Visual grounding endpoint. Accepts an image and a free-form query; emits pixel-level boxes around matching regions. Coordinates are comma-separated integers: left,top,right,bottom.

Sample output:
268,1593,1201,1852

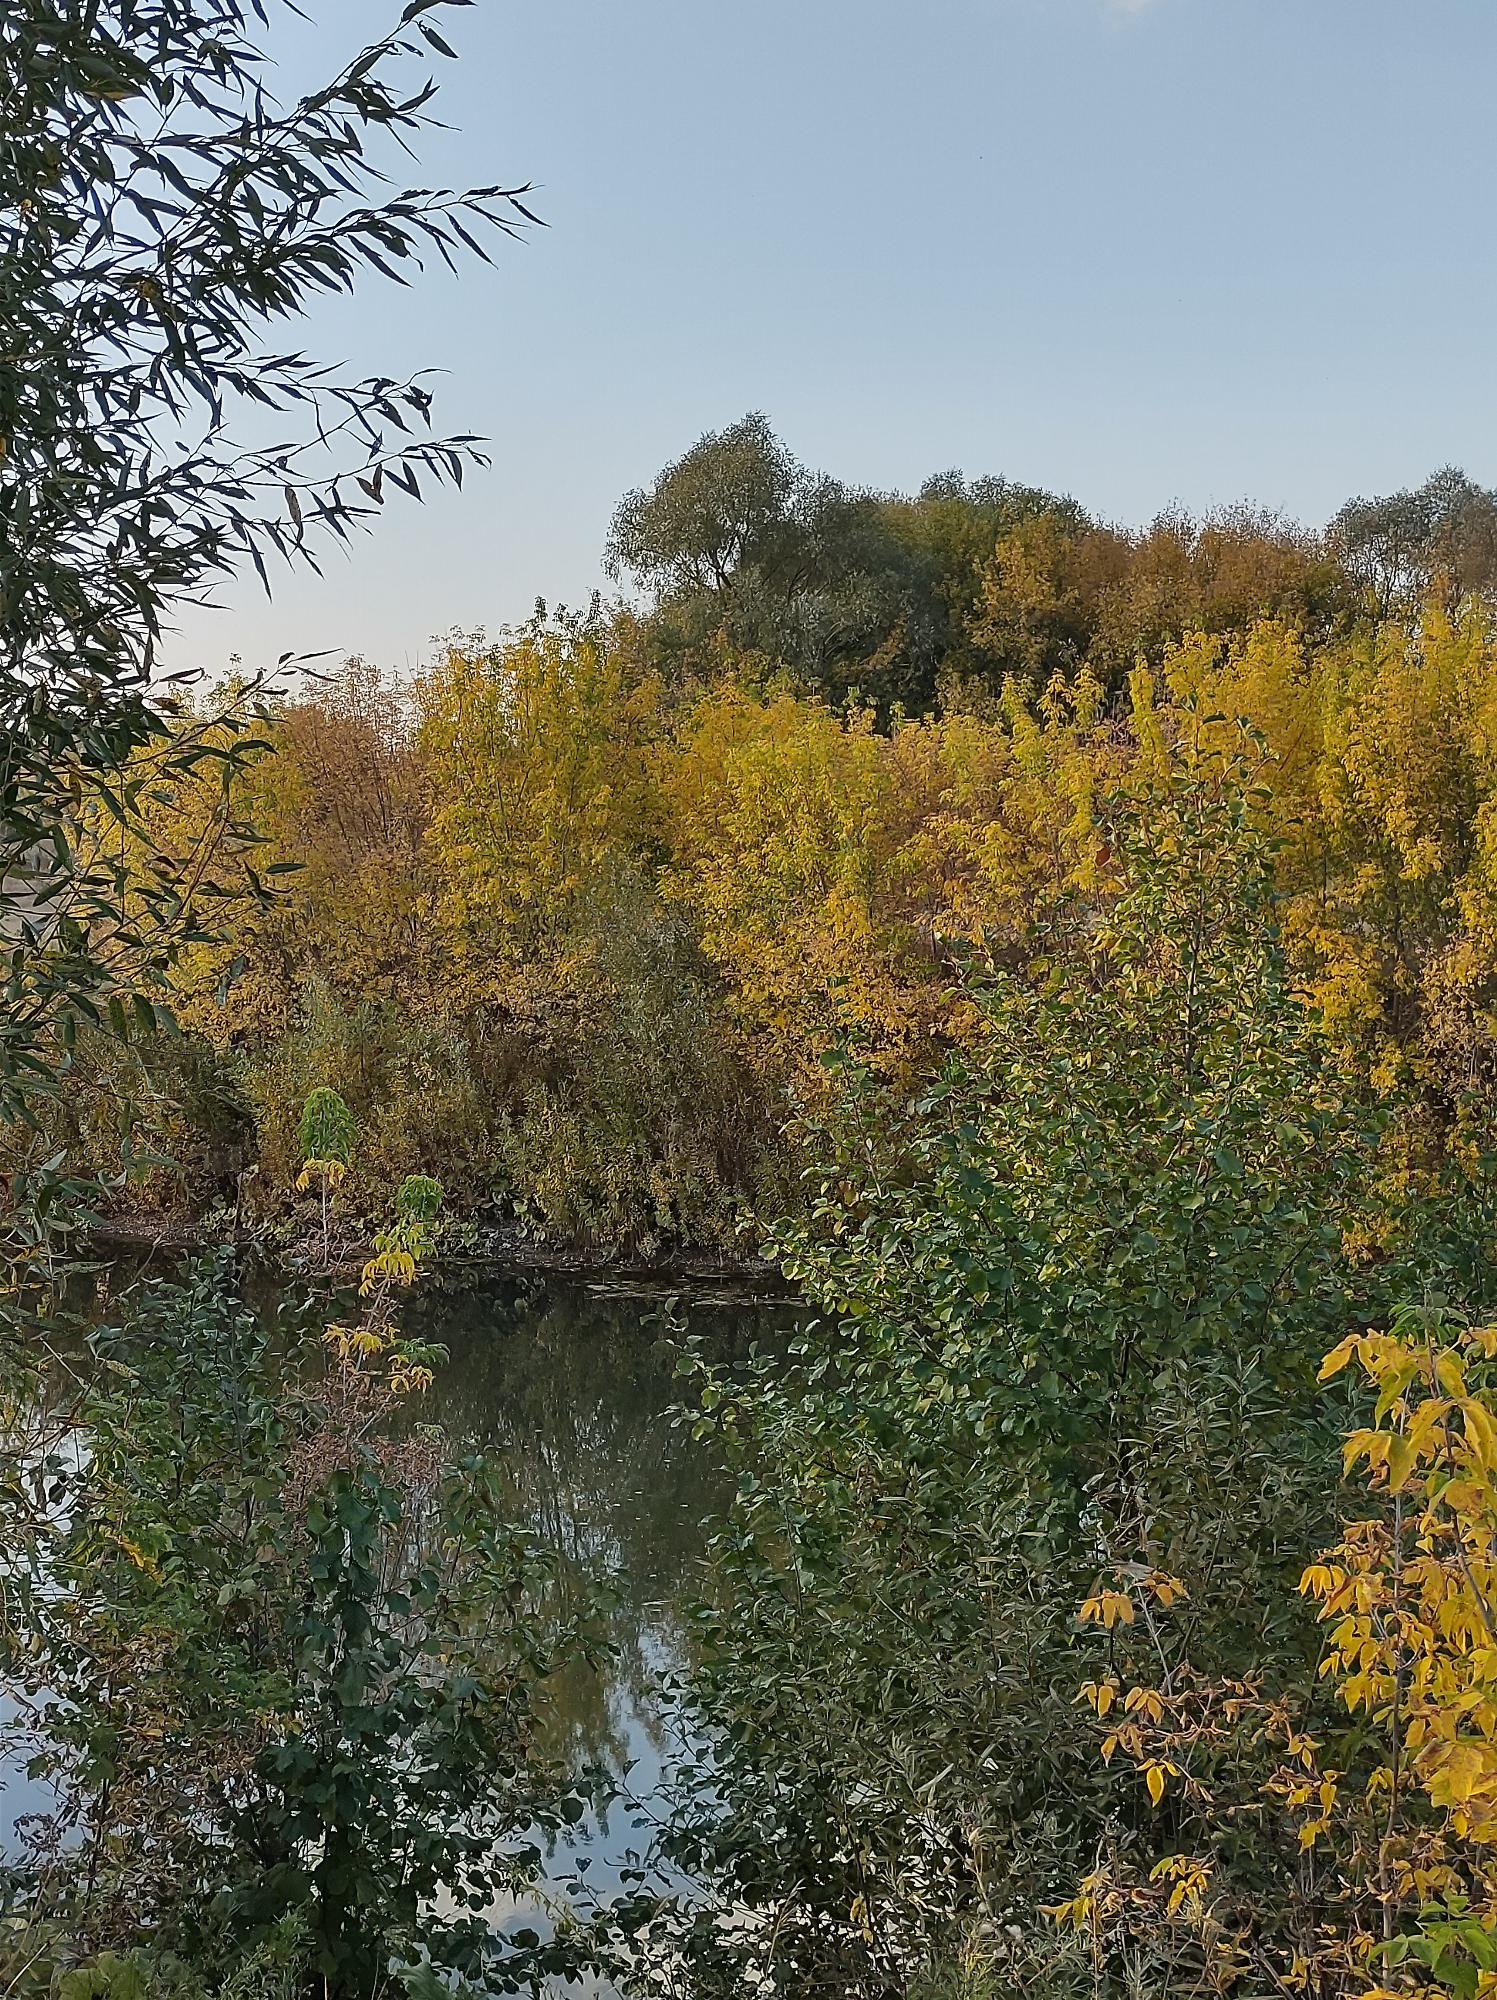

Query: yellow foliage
116,595,1497,1244
660,674,1108,1086
1065,1311,1497,1994
416,622,666,1004
1309,1311,1497,1852
1078,1586,1136,1631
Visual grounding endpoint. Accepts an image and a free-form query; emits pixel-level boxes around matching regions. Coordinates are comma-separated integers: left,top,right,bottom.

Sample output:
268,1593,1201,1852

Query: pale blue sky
170,0,1497,679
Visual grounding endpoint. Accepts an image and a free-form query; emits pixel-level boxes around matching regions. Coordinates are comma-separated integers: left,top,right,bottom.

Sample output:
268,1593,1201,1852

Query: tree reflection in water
408,1273,795,1893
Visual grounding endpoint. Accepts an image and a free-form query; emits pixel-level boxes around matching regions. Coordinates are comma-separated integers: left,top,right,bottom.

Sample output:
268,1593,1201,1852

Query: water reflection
410,1273,792,1901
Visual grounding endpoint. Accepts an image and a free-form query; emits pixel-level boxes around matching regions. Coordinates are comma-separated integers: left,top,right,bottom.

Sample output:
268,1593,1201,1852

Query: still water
411,1271,794,1955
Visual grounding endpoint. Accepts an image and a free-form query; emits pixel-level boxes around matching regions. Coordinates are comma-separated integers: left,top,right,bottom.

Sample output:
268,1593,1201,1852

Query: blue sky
170,0,1497,680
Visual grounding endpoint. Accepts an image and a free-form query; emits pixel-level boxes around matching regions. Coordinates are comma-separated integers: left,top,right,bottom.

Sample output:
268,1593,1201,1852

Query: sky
168,0,1497,681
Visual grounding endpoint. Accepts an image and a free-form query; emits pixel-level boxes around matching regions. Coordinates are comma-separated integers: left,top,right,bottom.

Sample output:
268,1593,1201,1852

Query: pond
410,1269,797,1982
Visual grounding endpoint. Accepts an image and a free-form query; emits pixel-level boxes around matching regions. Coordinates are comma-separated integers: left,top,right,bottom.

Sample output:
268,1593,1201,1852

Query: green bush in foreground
1,1249,605,1996
665,757,1497,1997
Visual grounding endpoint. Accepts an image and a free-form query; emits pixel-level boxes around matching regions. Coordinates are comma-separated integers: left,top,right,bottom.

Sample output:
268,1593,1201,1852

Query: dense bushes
87,604,1497,1256
659,763,1497,1997
32,433,1497,1261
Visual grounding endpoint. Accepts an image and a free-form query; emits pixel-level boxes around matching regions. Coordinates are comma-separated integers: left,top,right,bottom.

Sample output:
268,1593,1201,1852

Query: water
411,1271,793,1963
1,1265,791,1985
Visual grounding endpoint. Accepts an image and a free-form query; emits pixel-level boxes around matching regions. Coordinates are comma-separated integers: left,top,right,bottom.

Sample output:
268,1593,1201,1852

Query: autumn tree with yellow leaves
34,434,1497,1274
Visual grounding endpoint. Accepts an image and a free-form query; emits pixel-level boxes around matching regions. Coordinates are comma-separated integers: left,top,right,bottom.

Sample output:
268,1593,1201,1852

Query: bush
243,978,490,1218
666,756,1497,1994
3,1250,603,1992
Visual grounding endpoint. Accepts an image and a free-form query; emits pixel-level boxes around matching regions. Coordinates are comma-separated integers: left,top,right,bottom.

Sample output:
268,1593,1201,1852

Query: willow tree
0,0,533,1313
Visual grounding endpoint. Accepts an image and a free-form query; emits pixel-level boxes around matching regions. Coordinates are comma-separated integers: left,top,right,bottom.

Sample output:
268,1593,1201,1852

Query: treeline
605,416,1497,709
45,421,1497,1253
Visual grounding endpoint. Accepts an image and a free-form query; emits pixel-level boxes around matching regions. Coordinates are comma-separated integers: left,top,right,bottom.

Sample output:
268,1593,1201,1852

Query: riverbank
86,1209,785,1288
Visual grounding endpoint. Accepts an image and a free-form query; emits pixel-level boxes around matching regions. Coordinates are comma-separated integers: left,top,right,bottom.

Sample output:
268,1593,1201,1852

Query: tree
606,417,1080,712
606,414,802,598
1332,468,1497,615
0,0,534,1319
